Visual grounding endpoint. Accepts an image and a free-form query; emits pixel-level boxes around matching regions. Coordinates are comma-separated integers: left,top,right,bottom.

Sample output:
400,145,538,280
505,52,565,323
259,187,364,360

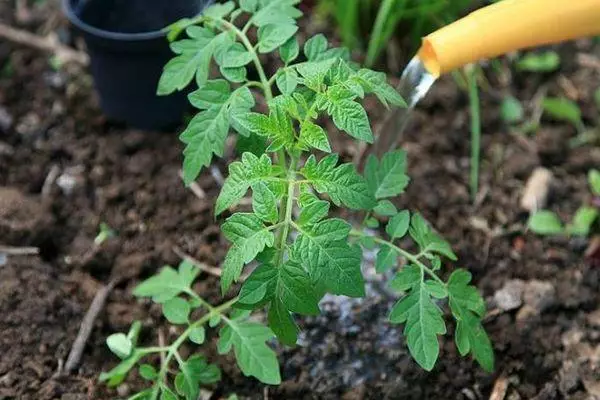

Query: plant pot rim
62,0,195,42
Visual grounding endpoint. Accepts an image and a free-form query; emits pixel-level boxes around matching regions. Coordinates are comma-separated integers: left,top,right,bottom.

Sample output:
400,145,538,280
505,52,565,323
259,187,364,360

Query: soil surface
1,1,600,399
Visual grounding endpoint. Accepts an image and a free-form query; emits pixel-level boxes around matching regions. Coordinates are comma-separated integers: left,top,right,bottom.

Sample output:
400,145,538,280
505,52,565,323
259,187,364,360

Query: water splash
373,56,437,156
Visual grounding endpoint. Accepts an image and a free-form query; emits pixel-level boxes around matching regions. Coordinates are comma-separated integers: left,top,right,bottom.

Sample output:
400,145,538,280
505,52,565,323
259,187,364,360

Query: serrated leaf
277,261,320,315
252,0,302,27
204,1,235,18
304,34,328,60
365,150,410,199
389,281,446,371
160,386,178,400
219,43,253,68
134,265,195,303
373,200,397,216
189,326,206,345
294,223,364,297
365,217,379,229
252,182,279,224
221,66,247,83
386,210,410,239
139,364,157,381
589,169,600,196
175,354,221,400
238,264,278,306
327,99,373,143
375,246,397,273
217,320,281,384
233,107,295,152
355,69,406,107
301,155,376,210
162,297,191,325
298,121,331,152
221,213,276,293
408,213,457,261
279,37,299,63
99,351,143,386
424,280,448,299
389,265,421,292
296,58,336,91
268,299,299,346
188,79,231,109
240,0,258,12
528,210,564,235
216,153,281,215
258,24,299,53
298,200,330,226
106,333,132,359
448,269,494,372
276,69,298,95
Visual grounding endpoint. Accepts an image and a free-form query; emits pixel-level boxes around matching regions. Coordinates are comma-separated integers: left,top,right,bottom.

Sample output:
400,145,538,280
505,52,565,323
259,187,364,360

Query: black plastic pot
63,0,210,130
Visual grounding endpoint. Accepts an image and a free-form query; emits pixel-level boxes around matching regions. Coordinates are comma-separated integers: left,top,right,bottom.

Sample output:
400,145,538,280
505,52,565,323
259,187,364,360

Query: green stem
151,297,238,400
467,67,481,203
349,229,446,286
366,0,406,67
277,157,298,265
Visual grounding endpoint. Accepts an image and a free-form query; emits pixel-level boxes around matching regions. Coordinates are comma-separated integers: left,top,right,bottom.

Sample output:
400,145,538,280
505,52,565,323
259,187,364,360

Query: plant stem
366,0,406,67
349,229,446,286
467,67,481,203
151,297,238,400
277,157,298,266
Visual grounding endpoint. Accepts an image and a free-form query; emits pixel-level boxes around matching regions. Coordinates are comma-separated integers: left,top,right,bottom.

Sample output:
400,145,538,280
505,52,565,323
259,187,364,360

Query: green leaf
160,386,178,400
217,320,281,384
162,297,191,325
175,354,221,400
386,210,410,239
204,1,235,18
542,97,582,127
294,223,364,297
589,169,600,196
301,154,376,210
355,69,406,107
277,261,320,315
219,43,253,68
298,200,330,226
528,210,564,235
373,200,397,217
240,0,258,12
298,121,331,152
158,28,222,95
365,150,410,199
133,263,198,303
189,326,206,345
408,213,457,261
258,24,299,53
221,213,276,293
567,206,598,236
448,269,494,372
501,95,524,124
216,153,281,215
389,265,421,292
99,351,143,386
252,0,302,27
188,79,231,110
233,106,295,152
238,264,278,306
139,364,157,381
252,182,279,224
304,34,328,60
106,333,132,359
221,66,247,83
326,98,373,143
296,58,336,91
279,37,299,64
389,279,446,371
517,51,560,72
276,69,298,95
424,280,448,299
268,299,299,346
375,246,397,273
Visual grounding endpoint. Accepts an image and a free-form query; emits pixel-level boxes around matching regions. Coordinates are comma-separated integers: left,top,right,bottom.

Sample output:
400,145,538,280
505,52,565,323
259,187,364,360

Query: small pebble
523,280,556,313
494,280,525,311
520,167,553,212
0,106,13,132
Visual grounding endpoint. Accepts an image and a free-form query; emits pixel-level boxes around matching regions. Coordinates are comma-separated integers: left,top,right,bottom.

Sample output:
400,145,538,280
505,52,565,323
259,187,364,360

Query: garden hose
418,0,600,77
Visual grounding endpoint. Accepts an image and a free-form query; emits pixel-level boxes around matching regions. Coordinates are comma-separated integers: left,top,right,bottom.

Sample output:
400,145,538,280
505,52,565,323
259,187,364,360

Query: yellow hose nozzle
418,0,600,77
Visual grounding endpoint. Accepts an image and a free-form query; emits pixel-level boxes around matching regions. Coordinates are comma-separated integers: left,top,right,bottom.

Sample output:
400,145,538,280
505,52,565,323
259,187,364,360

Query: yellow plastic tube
418,0,600,77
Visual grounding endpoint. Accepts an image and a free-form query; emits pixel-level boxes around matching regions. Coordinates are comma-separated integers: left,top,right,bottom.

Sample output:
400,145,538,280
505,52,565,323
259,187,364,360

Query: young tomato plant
102,1,493,398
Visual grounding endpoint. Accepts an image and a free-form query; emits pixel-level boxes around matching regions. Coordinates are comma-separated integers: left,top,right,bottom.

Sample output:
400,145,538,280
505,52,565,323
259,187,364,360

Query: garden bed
1,1,600,399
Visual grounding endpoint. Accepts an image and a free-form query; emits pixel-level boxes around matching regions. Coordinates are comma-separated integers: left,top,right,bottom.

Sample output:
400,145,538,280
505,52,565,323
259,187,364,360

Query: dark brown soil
1,2,600,399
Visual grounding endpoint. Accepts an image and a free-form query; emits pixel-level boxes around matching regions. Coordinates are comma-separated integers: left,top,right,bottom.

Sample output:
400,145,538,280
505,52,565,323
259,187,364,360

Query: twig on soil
0,22,89,65
489,374,509,400
0,245,39,255
520,167,553,213
172,246,222,278
158,328,166,366
179,170,207,200
41,164,61,199
64,280,117,374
